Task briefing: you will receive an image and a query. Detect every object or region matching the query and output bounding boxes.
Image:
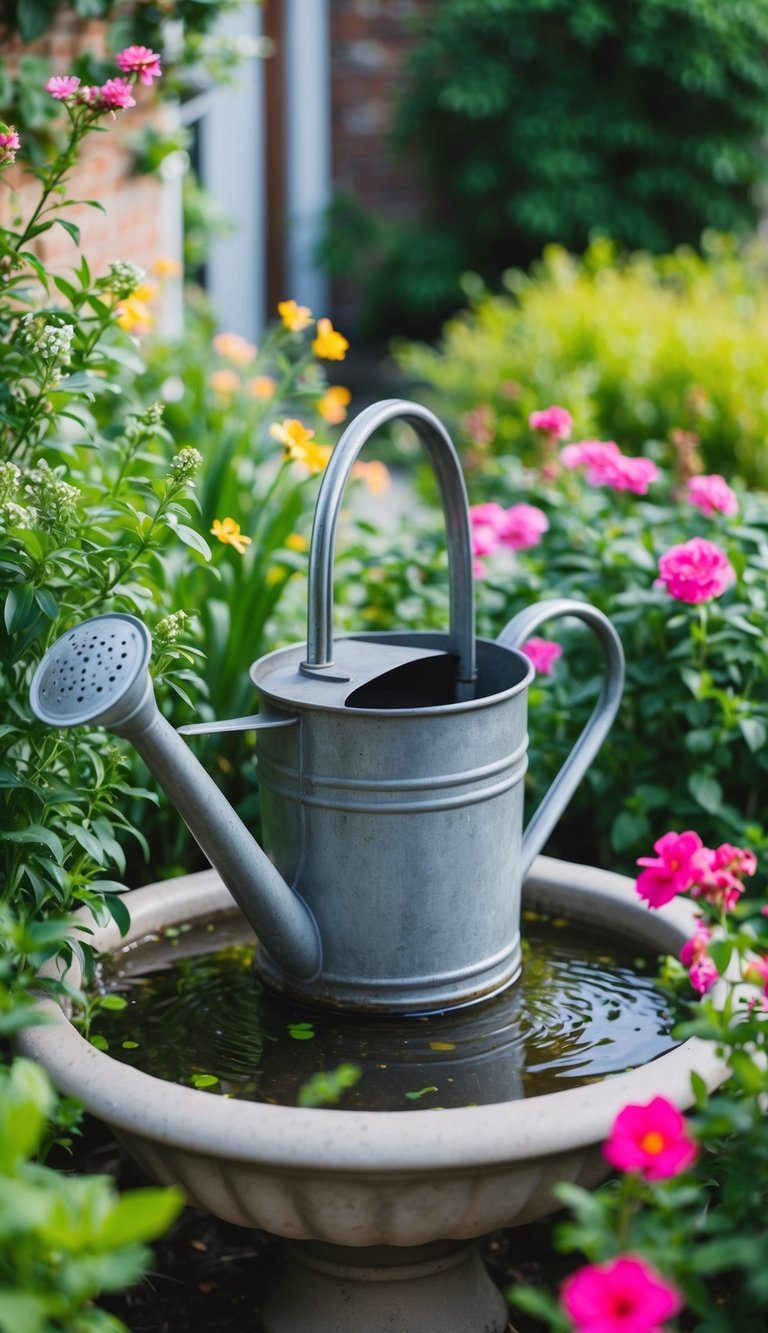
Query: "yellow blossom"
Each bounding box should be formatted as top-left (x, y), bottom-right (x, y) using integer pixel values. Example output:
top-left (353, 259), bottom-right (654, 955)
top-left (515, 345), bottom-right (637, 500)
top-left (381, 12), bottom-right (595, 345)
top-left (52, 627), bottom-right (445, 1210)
top-left (133, 282), bottom-right (156, 303)
top-left (152, 255), bottom-right (183, 278)
top-left (248, 375), bottom-right (277, 399)
top-left (351, 459), bottom-right (391, 494)
top-left (278, 299), bottom-right (313, 332)
top-left (116, 297), bottom-right (154, 336)
top-left (214, 332), bottom-right (257, 365)
top-left (285, 532), bottom-right (309, 552)
top-left (210, 368), bottom-right (241, 397)
top-left (312, 317), bottom-right (349, 361)
top-left (317, 385), bottom-right (351, 424)
top-left (286, 440), bottom-right (332, 474)
top-left (269, 418), bottom-right (316, 450)
top-left (211, 517), bottom-right (253, 555)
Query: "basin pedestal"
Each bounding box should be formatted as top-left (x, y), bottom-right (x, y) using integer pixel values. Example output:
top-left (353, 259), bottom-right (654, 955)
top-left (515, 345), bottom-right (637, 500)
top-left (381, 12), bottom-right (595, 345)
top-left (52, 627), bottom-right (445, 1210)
top-left (264, 1240), bottom-right (508, 1333)
top-left (18, 857), bottom-right (726, 1333)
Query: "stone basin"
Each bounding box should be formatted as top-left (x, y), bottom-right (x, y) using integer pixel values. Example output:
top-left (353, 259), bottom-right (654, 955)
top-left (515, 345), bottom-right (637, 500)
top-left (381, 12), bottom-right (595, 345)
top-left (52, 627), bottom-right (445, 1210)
top-left (18, 856), bottom-right (726, 1333)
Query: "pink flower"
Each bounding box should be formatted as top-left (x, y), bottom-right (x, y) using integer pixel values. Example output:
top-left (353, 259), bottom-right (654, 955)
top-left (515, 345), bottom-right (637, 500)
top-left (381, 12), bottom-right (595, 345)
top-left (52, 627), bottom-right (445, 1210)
top-left (688, 474), bottom-right (739, 518)
top-left (656, 537), bottom-right (735, 604)
top-left (522, 637), bottom-right (563, 676)
top-left (469, 502), bottom-right (507, 557)
top-left (690, 842), bottom-right (756, 912)
top-left (603, 1096), bottom-right (697, 1180)
top-left (461, 404), bottom-right (496, 447)
top-left (45, 75), bottom-right (81, 101)
top-left (561, 1255), bottom-right (682, 1333)
top-left (598, 453), bottom-right (660, 496)
top-left (635, 830), bottom-right (704, 908)
top-left (116, 45), bottom-right (163, 85)
top-left (680, 926), bottom-right (718, 995)
top-left (98, 79), bottom-right (137, 110)
top-left (499, 502), bottom-right (549, 550)
top-left (561, 439), bottom-right (621, 472)
top-left (529, 405), bottom-right (572, 439)
top-left (743, 955), bottom-right (768, 995)
top-left (0, 126), bottom-right (20, 164)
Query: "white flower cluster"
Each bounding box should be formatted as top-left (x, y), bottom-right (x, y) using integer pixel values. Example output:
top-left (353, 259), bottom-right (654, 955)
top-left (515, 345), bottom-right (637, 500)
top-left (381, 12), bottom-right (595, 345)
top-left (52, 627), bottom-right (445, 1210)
top-left (0, 461), bottom-right (36, 530)
top-left (107, 260), bottom-right (146, 298)
top-left (124, 402), bottom-right (164, 444)
top-left (19, 314), bottom-right (74, 364)
top-left (168, 447), bottom-right (203, 483)
top-left (155, 609), bottom-right (191, 646)
top-left (22, 459), bottom-right (80, 532)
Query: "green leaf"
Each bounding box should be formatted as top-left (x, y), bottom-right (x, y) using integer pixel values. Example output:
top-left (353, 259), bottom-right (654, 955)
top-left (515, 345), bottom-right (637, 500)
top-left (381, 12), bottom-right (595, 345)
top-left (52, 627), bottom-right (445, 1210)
top-left (34, 588), bottom-right (59, 621)
top-left (98, 1188), bottom-right (184, 1249)
top-left (5, 825), bottom-right (64, 861)
top-left (287, 1022), bottom-right (315, 1041)
top-left (4, 583), bottom-right (35, 634)
top-left (191, 1073), bottom-right (218, 1088)
top-left (53, 275), bottom-right (78, 301)
top-left (708, 939), bottom-right (732, 974)
top-left (102, 894), bottom-right (131, 937)
top-left (15, 0), bottom-right (56, 42)
top-left (99, 994), bottom-right (127, 1011)
top-left (610, 810), bottom-right (649, 852)
top-left (740, 718), bottom-right (767, 753)
top-left (55, 218), bottom-right (80, 246)
top-left (688, 772), bottom-right (722, 814)
top-left (728, 1048), bottom-right (767, 1095)
top-left (404, 1086), bottom-right (439, 1100)
top-left (172, 523), bottom-right (212, 561)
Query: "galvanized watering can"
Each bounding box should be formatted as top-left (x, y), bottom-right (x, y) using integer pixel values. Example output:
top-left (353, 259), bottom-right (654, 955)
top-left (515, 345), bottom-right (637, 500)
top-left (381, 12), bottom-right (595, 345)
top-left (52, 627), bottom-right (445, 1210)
top-left (30, 400), bottom-right (624, 1013)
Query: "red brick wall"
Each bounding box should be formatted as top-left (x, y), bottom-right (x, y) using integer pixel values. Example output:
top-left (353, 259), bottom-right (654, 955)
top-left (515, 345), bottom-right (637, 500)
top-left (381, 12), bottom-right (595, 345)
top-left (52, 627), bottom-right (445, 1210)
top-left (1, 9), bottom-right (167, 279)
top-left (329, 0), bottom-right (433, 327)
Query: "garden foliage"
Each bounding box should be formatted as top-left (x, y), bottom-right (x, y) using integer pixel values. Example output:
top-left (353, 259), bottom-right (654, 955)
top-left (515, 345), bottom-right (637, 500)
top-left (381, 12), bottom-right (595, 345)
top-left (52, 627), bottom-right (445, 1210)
top-left (323, 0), bottom-right (768, 335)
top-left (398, 235), bottom-right (768, 490)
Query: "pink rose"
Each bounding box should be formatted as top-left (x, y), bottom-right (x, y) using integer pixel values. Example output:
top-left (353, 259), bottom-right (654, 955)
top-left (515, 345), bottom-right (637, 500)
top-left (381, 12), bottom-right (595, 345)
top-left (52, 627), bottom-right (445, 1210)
top-left (499, 502), bottom-right (549, 550)
top-left (680, 926), bottom-right (718, 994)
top-left (469, 502), bottom-right (507, 557)
top-left (603, 1096), bottom-right (698, 1181)
top-left (529, 405), bottom-right (572, 439)
top-left (561, 1254), bottom-right (683, 1333)
top-left (561, 439), bottom-right (621, 472)
top-left (116, 45), bottom-right (163, 85)
top-left (522, 637), bottom-right (562, 676)
top-left (689, 842), bottom-right (756, 911)
top-left (635, 830), bottom-right (704, 908)
top-left (98, 78), bottom-right (137, 110)
top-left (598, 453), bottom-right (659, 496)
top-left (656, 537), bottom-right (735, 604)
top-left (687, 474), bottom-right (738, 518)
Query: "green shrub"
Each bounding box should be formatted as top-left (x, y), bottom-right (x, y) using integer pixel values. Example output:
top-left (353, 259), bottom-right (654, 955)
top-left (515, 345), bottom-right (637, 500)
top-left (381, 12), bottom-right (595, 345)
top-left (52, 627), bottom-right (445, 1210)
top-left (398, 236), bottom-right (768, 488)
top-left (328, 0), bottom-right (768, 336)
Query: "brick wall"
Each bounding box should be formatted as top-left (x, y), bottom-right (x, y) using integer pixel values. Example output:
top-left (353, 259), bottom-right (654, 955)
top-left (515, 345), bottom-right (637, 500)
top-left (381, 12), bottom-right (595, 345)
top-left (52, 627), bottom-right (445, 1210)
top-left (329, 0), bottom-right (433, 328)
top-left (1, 9), bottom-right (170, 280)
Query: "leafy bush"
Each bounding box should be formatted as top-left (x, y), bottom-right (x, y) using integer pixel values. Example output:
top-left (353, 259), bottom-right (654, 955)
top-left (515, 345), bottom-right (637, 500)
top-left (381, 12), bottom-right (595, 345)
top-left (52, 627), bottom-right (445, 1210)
top-left (327, 0), bottom-right (768, 336)
top-left (398, 236), bottom-right (768, 489)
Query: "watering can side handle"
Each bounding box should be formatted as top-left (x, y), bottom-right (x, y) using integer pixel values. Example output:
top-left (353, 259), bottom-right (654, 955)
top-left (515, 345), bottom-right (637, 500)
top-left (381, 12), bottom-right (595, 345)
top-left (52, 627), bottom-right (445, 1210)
top-left (497, 599), bottom-right (625, 875)
top-left (302, 398), bottom-right (477, 695)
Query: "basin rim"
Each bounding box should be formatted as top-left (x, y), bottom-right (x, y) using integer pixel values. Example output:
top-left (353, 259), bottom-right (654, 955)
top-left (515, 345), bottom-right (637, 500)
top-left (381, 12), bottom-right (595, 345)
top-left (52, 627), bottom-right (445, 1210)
top-left (18, 856), bottom-right (727, 1175)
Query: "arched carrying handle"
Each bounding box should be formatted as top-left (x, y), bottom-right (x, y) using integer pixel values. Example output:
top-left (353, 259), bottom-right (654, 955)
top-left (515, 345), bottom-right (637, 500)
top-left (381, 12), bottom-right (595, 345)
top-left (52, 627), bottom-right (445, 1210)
top-left (301, 399), bottom-right (477, 697)
top-left (497, 598), bottom-right (625, 874)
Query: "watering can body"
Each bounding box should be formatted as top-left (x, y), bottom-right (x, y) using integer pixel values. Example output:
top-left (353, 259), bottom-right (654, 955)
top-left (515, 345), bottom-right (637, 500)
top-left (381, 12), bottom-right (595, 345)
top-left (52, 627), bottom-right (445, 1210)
top-left (30, 399), bottom-right (624, 1014)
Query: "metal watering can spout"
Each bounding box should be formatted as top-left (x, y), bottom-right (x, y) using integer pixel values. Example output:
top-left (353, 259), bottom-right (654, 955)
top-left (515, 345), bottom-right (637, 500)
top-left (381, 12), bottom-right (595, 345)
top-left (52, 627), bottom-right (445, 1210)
top-left (28, 614), bottom-right (322, 981)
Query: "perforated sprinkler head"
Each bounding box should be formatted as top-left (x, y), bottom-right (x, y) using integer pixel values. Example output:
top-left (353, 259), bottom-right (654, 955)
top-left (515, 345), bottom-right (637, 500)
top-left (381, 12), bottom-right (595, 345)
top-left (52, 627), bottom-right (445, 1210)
top-left (30, 613), bottom-right (153, 731)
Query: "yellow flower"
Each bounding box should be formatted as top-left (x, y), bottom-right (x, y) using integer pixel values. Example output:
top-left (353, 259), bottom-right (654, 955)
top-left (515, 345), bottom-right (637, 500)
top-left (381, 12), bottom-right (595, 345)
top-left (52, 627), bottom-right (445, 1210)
top-left (312, 317), bottom-right (349, 361)
top-left (285, 532), bottom-right (309, 552)
top-left (132, 282), bottom-right (156, 303)
top-left (351, 459), bottom-right (391, 494)
top-left (152, 255), bottom-right (183, 278)
top-left (214, 332), bottom-right (257, 365)
top-left (248, 375), bottom-right (277, 399)
top-left (278, 299), bottom-right (313, 332)
top-left (211, 517), bottom-right (253, 555)
top-left (317, 385), bottom-right (351, 424)
top-left (269, 418), bottom-right (316, 450)
top-left (116, 297), bottom-right (154, 336)
top-left (210, 368), bottom-right (241, 397)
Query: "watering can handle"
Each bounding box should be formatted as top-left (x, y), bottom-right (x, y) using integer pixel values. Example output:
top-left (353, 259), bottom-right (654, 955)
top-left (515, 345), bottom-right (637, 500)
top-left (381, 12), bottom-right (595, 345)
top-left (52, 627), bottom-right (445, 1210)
top-left (497, 599), bottom-right (625, 874)
top-left (302, 398), bottom-right (477, 696)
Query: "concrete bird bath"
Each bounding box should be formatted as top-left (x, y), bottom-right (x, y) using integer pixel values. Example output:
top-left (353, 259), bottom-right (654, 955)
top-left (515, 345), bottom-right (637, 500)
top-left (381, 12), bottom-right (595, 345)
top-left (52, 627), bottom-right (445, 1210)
top-left (19, 857), bottom-right (725, 1333)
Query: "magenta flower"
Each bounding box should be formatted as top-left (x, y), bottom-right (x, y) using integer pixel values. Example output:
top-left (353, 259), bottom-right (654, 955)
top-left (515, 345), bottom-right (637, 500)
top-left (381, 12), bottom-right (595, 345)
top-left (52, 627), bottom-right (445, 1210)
top-left (45, 75), bottom-right (81, 101)
top-left (529, 405), bottom-right (572, 439)
top-left (98, 78), bottom-right (137, 110)
top-left (469, 501), bottom-right (507, 557)
top-left (522, 637), bottom-right (562, 676)
top-left (561, 1254), bottom-right (682, 1333)
top-left (116, 45), bottom-right (163, 85)
top-left (603, 1096), bottom-right (697, 1181)
top-left (499, 502), bottom-right (549, 550)
top-left (598, 453), bottom-right (660, 496)
top-left (687, 473), bottom-right (738, 518)
top-left (690, 842), bottom-right (756, 912)
top-left (0, 126), bottom-right (20, 165)
top-left (635, 830), bottom-right (703, 908)
top-left (561, 439), bottom-right (621, 473)
top-left (656, 537), bottom-right (735, 604)
top-left (680, 926), bottom-right (718, 995)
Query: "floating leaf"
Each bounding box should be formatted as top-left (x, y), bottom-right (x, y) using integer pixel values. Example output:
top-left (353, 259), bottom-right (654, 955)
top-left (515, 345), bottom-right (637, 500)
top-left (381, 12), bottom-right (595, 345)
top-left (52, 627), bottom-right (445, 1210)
top-left (405, 1086), bottom-right (438, 1101)
top-left (288, 1022), bottom-right (315, 1041)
